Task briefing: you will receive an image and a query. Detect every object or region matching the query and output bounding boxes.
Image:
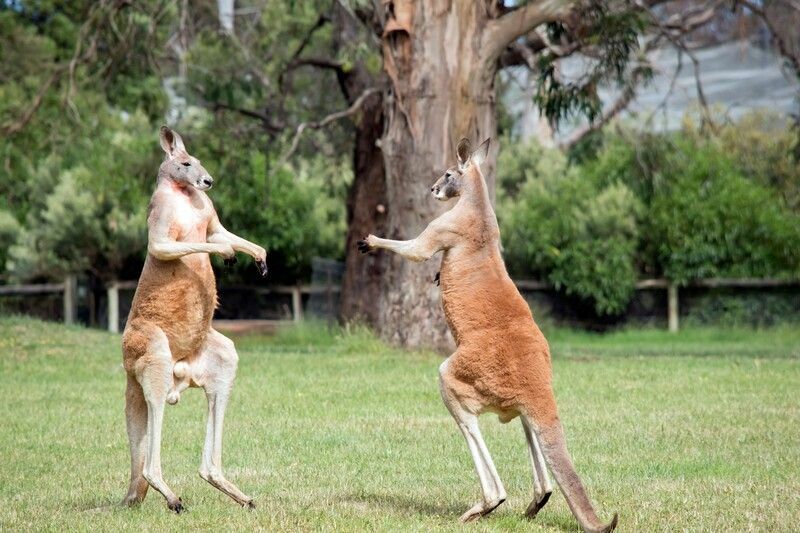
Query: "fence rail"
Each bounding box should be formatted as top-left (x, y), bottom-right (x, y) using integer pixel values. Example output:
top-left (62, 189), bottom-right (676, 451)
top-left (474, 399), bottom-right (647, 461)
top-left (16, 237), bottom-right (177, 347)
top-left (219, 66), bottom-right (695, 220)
top-left (1, 277), bottom-right (798, 333)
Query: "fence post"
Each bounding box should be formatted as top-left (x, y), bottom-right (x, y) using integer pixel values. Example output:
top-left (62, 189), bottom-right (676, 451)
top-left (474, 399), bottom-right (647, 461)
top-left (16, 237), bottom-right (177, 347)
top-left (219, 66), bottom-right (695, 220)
top-left (667, 282), bottom-right (679, 333)
top-left (291, 286), bottom-right (303, 323)
top-left (63, 275), bottom-right (77, 325)
top-left (107, 281), bottom-right (119, 333)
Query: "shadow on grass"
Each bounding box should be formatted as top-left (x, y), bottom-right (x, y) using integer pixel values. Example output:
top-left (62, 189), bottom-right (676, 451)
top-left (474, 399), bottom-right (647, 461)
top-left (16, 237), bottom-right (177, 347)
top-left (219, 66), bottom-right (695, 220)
top-left (342, 491), bottom-right (576, 531)
top-left (341, 491), bottom-right (464, 518)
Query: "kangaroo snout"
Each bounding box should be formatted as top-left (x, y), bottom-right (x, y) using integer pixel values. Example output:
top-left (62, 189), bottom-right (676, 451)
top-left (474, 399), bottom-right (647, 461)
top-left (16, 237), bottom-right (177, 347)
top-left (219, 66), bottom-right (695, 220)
top-left (202, 177), bottom-right (214, 188)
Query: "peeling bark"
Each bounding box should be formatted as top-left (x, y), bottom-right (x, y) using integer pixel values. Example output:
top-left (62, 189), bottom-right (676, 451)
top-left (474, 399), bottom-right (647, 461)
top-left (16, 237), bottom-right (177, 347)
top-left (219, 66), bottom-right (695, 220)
top-left (373, 1), bottom-right (501, 351)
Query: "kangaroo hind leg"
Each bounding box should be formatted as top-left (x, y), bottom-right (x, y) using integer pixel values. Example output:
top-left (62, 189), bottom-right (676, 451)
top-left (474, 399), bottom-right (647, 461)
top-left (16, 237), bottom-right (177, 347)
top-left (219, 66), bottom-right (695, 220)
top-left (438, 358), bottom-right (506, 522)
top-left (522, 412), bottom-right (617, 533)
top-left (137, 328), bottom-right (184, 513)
top-left (122, 374), bottom-right (148, 506)
top-left (197, 330), bottom-right (253, 508)
top-left (522, 416), bottom-right (553, 519)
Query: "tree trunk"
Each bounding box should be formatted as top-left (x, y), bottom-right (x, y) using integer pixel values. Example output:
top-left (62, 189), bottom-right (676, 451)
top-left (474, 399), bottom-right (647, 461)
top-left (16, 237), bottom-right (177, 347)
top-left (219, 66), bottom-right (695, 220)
top-left (339, 91), bottom-right (388, 326)
top-left (334, 3), bottom-right (389, 328)
top-left (375, 1), bottom-right (500, 351)
top-left (339, 0), bottom-right (562, 350)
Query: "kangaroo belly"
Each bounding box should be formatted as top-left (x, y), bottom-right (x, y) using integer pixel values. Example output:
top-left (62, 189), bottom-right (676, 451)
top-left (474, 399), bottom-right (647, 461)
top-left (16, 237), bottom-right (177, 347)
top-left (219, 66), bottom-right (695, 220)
top-left (128, 256), bottom-right (217, 359)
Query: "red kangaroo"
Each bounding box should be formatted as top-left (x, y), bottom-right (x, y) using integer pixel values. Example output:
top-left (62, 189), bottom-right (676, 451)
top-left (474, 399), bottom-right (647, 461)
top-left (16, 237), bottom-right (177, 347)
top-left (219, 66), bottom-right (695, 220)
top-left (121, 126), bottom-right (267, 513)
top-left (358, 138), bottom-right (617, 532)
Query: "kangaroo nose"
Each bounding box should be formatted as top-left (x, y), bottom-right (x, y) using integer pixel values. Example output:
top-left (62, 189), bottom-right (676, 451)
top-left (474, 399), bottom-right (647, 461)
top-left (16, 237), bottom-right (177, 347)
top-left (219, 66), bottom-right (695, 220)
top-left (203, 177), bottom-right (213, 187)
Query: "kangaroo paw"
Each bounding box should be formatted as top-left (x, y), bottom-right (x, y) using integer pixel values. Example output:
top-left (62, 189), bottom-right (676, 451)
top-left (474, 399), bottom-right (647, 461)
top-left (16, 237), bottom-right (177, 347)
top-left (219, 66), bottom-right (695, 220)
top-left (458, 497), bottom-right (506, 523)
top-left (168, 497), bottom-right (184, 514)
top-left (524, 490), bottom-right (551, 519)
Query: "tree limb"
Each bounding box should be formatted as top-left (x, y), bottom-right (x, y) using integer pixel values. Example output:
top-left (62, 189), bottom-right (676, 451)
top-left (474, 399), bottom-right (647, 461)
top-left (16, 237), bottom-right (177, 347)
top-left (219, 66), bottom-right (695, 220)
top-left (559, 73), bottom-right (639, 149)
top-left (741, 0), bottom-right (800, 76)
top-left (1, 67), bottom-right (65, 137)
top-left (285, 56), bottom-right (344, 74)
top-left (209, 102), bottom-right (285, 133)
top-left (483, 0), bottom-right (577, 66)
top-left (636, 0), bottom-right (717, 131)
top-left (273, 87), bottom-right (380, 172)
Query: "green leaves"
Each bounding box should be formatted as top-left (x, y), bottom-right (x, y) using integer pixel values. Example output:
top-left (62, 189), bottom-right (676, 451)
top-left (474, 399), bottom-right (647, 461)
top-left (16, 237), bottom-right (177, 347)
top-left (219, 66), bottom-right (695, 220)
top-left (498, 112), bottom-right (800, 316)
top-left (533, 3), bottom-right (646, 127)
top-left (499, 140), bottom-right (641, 315)
top-left (647, 139), bottom-right (800, 284)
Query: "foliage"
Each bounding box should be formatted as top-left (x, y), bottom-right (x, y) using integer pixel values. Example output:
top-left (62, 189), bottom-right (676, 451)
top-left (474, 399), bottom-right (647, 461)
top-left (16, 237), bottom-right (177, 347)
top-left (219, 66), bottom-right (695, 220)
top-left (646, 140), bottom-right (800, 283)
top-left (0, 211), bottom-right (20, 280)
top-left (499, 142), bottom-right (641, 315)
top-left (0, 1), bottom-right (351, 284)
top-left (534, 4), bottom-right (649, 126)
top-left (581, 120), bottom-right (800, 283)
top-left (498, 111), bottom-right (800, 316)
top-left (690, 111), bottom-right (800, 210)
top-left (682, 290), bottom-right (800, 328)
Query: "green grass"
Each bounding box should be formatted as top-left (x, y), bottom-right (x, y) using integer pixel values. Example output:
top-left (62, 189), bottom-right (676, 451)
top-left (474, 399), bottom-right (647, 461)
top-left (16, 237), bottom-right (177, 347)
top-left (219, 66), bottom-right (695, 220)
top-left (1, 317), bottom-right (799, 532)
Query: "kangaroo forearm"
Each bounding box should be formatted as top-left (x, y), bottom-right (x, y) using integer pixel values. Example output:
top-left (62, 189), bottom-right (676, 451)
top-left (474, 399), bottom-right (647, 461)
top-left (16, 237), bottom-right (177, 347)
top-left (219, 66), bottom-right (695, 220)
top-left (148, 242), bottom-right (223, 260)
top-left (372, 237), bottom-right (436, 262)
top-left (208, 231), bottom-right (261, 258)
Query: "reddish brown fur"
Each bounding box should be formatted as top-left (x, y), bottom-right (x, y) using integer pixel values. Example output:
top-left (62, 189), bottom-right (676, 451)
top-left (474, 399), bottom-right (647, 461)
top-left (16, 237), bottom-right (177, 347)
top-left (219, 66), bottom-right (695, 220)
top-left (121, 127), bottom-right (263, 512)
top-left (362, 138), bottom-right (616, 532)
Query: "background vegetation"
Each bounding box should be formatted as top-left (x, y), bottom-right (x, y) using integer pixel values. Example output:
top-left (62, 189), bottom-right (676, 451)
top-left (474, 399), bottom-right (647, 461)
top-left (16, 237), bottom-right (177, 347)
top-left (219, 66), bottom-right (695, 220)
top-left (1, 2), bottom-right (799, 322)
top-left (499, 112), bottom-right (800, 316)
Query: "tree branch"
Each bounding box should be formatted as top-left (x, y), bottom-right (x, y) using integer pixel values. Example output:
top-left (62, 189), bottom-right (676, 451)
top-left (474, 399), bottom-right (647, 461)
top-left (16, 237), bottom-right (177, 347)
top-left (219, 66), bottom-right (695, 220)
top-left (636, 0), bottom-right (717, 131)
top-left (209, 102), bottom-right (285, 133)
top-left (1, 67), bottom-right (65, 137)
top-left (559, 73), bottom-right (640, 149)
top-left (484, 0), bottom-right (577, 66)
top-left (285, 56), bottom-right (344, 73)
top-left (741, 0), bottom-right (800, 76)
top-left (273, 87), bottom-right (380, 172)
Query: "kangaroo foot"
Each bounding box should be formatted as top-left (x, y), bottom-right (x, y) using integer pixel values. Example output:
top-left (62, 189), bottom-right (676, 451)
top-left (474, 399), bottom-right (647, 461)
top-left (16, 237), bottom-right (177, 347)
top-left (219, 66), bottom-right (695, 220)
top-left (458, 497), bottom-right (506, 523)
top-left (168, 497), bottom-right (184, 514)
top-left (524, 490), bottom-right (551, 519)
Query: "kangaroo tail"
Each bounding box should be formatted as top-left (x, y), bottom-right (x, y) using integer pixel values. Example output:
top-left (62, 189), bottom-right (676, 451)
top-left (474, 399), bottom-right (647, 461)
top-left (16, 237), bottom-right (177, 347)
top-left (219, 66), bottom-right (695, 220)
top-left (525, 415), bottom-right (618, 533)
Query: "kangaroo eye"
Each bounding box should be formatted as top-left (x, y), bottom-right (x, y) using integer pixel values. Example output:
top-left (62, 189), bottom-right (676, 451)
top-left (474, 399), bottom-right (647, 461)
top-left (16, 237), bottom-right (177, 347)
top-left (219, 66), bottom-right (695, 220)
top-left (182, 162), bottom-right (191, 167)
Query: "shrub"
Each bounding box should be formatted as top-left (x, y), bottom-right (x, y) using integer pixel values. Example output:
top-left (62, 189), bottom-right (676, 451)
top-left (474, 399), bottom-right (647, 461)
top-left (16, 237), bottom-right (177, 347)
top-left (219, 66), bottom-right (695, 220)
top-left (647, 139), bottom-right (800, 283)
top-left (499, 140), bottom-right (641, 315)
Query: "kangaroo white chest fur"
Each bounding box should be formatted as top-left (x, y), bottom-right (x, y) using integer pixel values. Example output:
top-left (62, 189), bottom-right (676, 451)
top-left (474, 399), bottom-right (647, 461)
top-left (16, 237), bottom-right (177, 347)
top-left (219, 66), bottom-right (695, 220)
top-left (164, 186), bottom-right (212, 241)
top-left (121, 126), bottom-right (267, 514)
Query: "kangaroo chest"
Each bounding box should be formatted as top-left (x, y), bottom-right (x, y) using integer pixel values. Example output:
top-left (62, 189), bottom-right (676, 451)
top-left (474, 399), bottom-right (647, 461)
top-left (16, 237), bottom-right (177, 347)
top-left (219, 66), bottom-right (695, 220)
top-left (169, 193), bottom-right (211, 242)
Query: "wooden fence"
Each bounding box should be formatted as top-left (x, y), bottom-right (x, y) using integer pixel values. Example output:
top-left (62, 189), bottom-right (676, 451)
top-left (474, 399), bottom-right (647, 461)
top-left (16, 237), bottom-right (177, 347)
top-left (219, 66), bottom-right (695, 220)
top-left (1, 276), bottom-right (798, 333)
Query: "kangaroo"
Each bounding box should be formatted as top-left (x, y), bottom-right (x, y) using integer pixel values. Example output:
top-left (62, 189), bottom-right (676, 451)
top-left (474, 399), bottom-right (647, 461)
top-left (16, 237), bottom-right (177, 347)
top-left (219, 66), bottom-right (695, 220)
top-left (358, 138), bottom-right (617, 532)
top-left (121, 126), bottom-right (267, 513)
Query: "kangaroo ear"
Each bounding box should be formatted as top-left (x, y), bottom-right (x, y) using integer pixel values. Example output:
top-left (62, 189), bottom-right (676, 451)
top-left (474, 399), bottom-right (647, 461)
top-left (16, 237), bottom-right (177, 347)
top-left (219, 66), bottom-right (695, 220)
top-left (456, 138), bottom-right (471, 170)
top-left (159, 126), bottom-right (186, 157)
top-left (471, 138), bottom-right (490, 167)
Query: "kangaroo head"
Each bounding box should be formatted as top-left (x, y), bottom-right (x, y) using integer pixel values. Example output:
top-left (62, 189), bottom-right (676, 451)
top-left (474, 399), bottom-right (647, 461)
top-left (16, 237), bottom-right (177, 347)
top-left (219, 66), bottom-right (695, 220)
top-left (431, 137), bottom-right (490, 201)
top-left (158, 126), bottom-right (215, 191)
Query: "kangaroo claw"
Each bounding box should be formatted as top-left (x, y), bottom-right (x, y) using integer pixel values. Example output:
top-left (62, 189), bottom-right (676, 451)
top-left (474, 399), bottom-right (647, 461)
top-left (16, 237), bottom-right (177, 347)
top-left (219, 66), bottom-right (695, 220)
top-left (357, 239), bottom-right (371, 253)
top-left (256, 259), bottom-right (268, 277)
top-left (223, 256), bottom-right (237, 267)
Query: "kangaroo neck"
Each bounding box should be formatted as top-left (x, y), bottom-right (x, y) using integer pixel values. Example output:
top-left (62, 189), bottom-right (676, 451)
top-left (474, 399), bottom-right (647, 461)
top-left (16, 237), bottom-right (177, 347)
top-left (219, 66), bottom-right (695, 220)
top-left (157, 173), bottom-right (194, 198)
top-left (457, 168), bottom-right (494, 218)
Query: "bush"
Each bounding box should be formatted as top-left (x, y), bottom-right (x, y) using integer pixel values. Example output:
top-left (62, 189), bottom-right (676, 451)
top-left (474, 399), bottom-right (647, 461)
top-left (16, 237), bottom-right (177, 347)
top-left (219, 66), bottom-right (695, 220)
top-left (499, 140), bottom-right (641, 315)
top-left (497, 112), bottom-right (800, 317)
top-left (647, 139), bottom-right (800, 283)
top-left (191, 127), bottom-right (350, 284)
top-left (7, 166), bottom-right (147, 281)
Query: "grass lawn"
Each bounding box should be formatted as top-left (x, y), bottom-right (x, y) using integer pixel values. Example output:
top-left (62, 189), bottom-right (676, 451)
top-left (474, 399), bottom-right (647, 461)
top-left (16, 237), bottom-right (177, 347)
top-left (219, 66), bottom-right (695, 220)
top-left (1, 317), bottom-right (799, 531)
